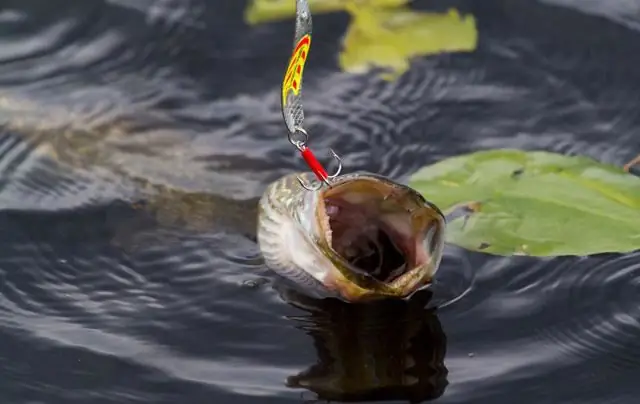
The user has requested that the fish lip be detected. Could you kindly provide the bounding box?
[315,172,445,300]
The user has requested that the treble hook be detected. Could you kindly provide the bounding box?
[288,127,343,191]
[297,148,343,191]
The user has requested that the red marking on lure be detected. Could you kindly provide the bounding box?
[299,145,328,182]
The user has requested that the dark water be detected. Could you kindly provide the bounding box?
[0,0,639,403]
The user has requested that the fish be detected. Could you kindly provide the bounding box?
[258,171,446,303]
[0,95,445,303]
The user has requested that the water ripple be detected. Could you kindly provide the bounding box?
[539,253,640,370]
[441,251,640,403]
[0,202,298,399]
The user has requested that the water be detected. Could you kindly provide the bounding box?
[0,0,638,403]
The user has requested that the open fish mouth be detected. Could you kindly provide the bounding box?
[315,174,445,300]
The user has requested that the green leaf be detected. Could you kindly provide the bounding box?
[243,0,477,79]
[243,0,408,25]
[339,7,477,79]
[408,149,640,256]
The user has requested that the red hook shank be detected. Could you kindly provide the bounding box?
[299,145,329,182]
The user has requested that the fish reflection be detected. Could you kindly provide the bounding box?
[278,287,448,403]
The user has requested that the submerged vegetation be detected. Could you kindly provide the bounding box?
[245,0,478,78]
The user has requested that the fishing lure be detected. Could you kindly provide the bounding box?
[281,0,343,191]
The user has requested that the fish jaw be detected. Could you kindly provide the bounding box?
[314,172,446,302]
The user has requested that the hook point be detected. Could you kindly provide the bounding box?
[327,148,343,179]
[297,175,323,191]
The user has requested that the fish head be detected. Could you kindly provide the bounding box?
[259,171,445,303]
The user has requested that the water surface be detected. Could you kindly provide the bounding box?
[0,0,639,403]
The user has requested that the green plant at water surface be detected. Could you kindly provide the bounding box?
[409,150,640,257]
[245,0,410,24]
[244,0,477,78]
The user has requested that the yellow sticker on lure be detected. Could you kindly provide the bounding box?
[282,33,311,108]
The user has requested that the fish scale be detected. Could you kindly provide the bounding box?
[258,172,335,297]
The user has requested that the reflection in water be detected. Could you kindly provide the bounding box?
[279,287,448,402]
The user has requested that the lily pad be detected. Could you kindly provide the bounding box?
[244,0,408,25]
[339,7,477,78]
[408,149,640,256]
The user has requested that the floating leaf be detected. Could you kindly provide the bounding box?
[339,7,477,78]
[408,149,640,256]
[244,0,477,78]
[244,0,408,25]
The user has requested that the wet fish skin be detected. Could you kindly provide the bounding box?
[257,171,446,302]
[0,111,444,296]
